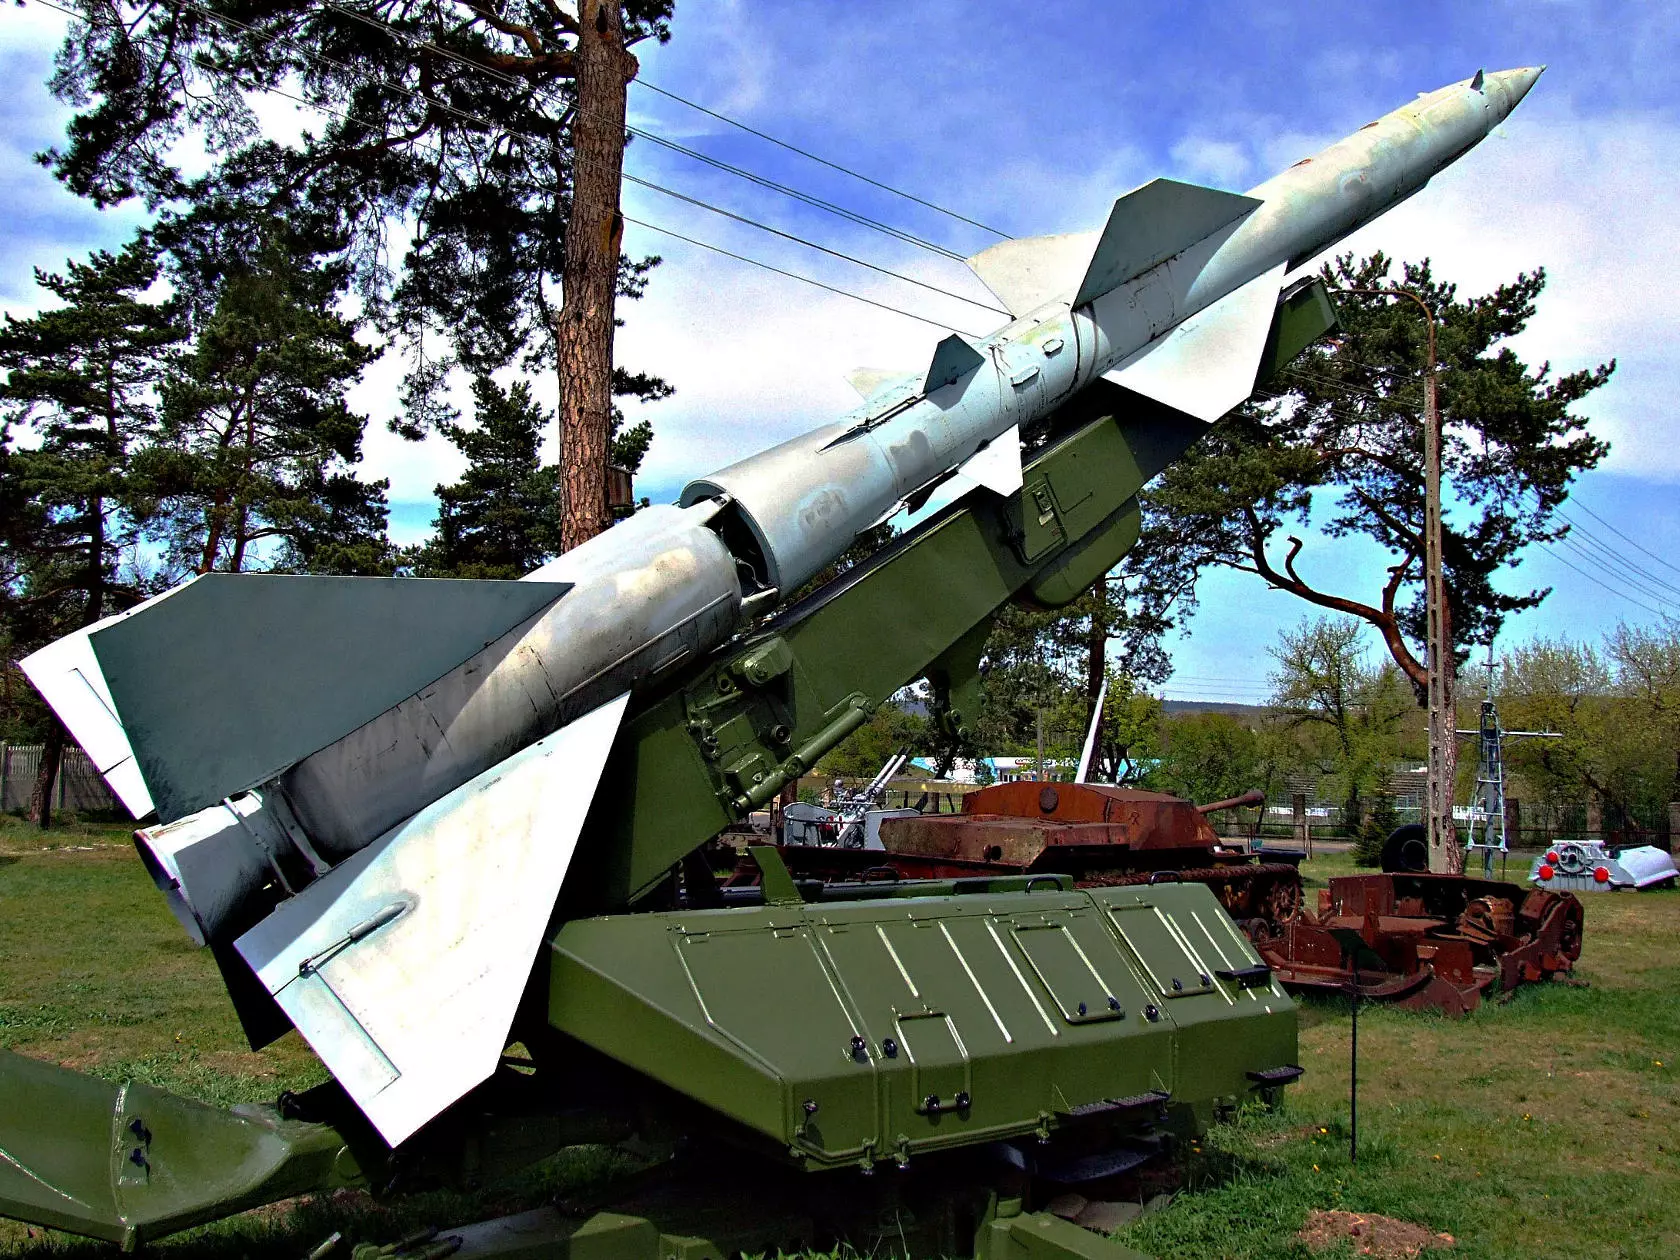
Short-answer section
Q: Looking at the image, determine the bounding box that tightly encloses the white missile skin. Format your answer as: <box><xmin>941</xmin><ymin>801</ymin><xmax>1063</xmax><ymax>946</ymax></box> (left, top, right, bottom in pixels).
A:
<box><xmin>683</xmin><ymin>68</ymin><xmax>1542</xmax><ymax>595</ymax></box>
<box><xmin>279</xmin><ymin>501</ymin><xmax>743</xmax><ymax>856</ymax></box>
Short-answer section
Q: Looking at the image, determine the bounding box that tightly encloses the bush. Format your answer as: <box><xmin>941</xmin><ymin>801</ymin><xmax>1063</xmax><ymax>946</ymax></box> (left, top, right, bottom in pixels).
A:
<box><xmin>1353</xmin><ymin>794</ymin><xmax>1397</xmax><ymax>866</ymax></box>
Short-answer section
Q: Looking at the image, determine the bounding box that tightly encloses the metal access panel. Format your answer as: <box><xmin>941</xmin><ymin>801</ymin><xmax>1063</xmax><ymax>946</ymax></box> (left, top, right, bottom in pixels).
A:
<box><xmin>89</xmin><ymin>573</ymin><xmax>571</xmax><ymax>821</ymax></box>
<box><xmin>547</xmin><ymin>882</ymin><xmax>1296</xmax><ymax>1170</ymax></box>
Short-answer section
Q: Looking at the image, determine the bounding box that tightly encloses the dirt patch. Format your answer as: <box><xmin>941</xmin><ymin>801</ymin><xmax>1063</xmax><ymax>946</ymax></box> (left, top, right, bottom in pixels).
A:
<box><xmin>1298</xmin><ymin>1210</ymin><xmax>1454</xmax><ymax>1258</ymax></box>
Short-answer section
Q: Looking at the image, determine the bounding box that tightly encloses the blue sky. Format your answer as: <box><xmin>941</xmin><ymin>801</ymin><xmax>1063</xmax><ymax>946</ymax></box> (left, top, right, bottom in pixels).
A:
<box><xmin>5</xmin><ymin>0</ymin><xmax>1679</xmax><ymax>702</ymax></box>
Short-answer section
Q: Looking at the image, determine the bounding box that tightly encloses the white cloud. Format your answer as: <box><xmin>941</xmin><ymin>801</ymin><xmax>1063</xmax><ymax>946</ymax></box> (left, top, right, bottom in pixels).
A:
<box><xmin>1168</xmin><ymin>137</ymin><xmax>1251</xmax><ymax>188</ymax></box>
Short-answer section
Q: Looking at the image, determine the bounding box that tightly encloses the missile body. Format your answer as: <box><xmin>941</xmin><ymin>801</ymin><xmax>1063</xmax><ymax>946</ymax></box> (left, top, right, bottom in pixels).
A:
<box><xmin>21</xmin><ymin>67</ymin><xmax>1541</xmax><ymax>1144</ymax></box>
<box><xmin>688</xmin><ymin>68</ymin><xmax>1541</xmax><ymax>595</ymax></box>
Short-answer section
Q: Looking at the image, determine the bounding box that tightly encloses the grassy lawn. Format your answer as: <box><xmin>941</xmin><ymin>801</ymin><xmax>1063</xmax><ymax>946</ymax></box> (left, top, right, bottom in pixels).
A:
<box><xmin>1119</xmin><ymin>851</ymin><xmax>1680</xmax><ymax>1260</ymax></box>
<box><xmin>2</xmin><ymin>823</ymin><xmax>1675</xmax><ymax>1258</ymax></box>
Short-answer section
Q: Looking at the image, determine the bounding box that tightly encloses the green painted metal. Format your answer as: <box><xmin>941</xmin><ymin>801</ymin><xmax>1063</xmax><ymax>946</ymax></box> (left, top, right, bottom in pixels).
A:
<box><xmin>91</xmin><ymin>573</ymin><xmax>570</xmax><ymax>822</ymax></box>
<box><xmin>548</xmin><ymin>881</ymin><xmax>1296</xmax><ymax>1171</ymax></box>
<box><xmin>567</xmin><ymin>278</ymin><xmax>1337</xmax><ymax>913</ymax></box>
<box><xmin>0</xmin><ymin>1049</ymin><xmax>361</xmax><ymax>1248</ymax></box>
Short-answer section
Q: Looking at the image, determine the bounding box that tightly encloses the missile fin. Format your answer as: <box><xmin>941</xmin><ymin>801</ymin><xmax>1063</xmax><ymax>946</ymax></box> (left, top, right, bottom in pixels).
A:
<box><xmin>845</xmin><ymin>367</ymin><xmax>914</xmax><ymax>399</ymax></box>
<box><xmin>236</xmin><ymin>691</ymin><xmax>630</xmax><ymax>1146</ymax></box>
<box><xmin>923</xmin><ymin>334</ymin><xmax>986</xmax><ymax>392</ymax></box>
<box><xmin>1073</xmin><ymin>179</ymin><xmax>1263</xmax><ymax>309</ymax></box>
<box><xmin>953</xmin><ymin>424</ymin><xmax>1024</xmax><ymax>497</ymax></box>
<box><xmin>19</xmin><ymin>587</ymin><xmax>187</xmax><ymax>817</ymax></box>
<box><xmin>966</xmin><ymin>230</ymin><xmax>1100</xmax><ymax>316</ymax></box>
<box><xmin>82</xmin><ymin>573</ymin><xmax>572</xmax><ymax>824</ymax></box>
<box><xmin>1102</xmin><ymin>262</ymin><xmax>1288</xmax><ymax>423</ymax></box>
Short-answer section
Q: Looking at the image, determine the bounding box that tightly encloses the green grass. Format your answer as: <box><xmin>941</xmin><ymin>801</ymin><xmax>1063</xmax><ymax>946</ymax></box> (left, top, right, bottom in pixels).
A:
<box><xmin>1116</xmin><ymin>851</ymin><xmax>1680</xmax><ymax>1260</ymax></box>
<box><xmin>3</xmin><ymin>829</ymin><xmax>1677</xmax><ymax>1257</ymax></box>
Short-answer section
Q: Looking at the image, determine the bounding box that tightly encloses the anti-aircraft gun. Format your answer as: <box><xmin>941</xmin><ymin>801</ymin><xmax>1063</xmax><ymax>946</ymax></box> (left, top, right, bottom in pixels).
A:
<box><xmin>1</xmin><ymin>68</ymin><xmax>1542</xmax><ymax>1260</ymax></box>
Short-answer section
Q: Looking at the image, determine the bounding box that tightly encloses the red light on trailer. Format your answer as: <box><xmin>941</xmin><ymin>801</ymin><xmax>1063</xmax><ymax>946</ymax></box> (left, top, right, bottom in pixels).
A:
<box><xmin>1546</xmin><ymin>850</ymin><xmax>1560</xmax><ymax>864</ymax></box>
<box><xmin>1593</xmin><ymin>866</ymin><xmax>1611</xmax><ymax>883</ymax></box>
<box><xmin>1537</xmin><ymin>864</ymin><xmax>1554</xmax><ymax>880</ymax></box>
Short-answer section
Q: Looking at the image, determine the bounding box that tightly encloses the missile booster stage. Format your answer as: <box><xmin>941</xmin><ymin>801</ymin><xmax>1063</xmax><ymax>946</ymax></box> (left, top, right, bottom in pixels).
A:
<box><xmin>4</xmin><ymin>68</ymin><xmax>1541</xmax><ymax>1259</ymax></box>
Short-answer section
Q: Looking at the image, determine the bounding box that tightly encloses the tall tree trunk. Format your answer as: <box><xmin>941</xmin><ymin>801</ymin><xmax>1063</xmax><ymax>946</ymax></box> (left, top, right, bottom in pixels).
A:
<box><xmin>557</xmin><ymin>1</ymin><xmax>636</xmax><ymax>553</ymax></box>
<box><xmin>28</xmin><ymin>714</ymin><xmax>65</xmax><ymax>830</ymax></box>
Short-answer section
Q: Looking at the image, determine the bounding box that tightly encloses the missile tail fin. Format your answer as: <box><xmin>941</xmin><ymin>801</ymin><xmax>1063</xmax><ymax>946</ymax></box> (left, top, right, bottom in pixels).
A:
<box><xmin>924</xmin><ymin>333</ymin><xmax>986</xmax><ymax>392</ymax></box>
<box><xmin>75</xmin><ymin>573</ymin><xmax>572</xmax><ymax>824</ymax></box>
<box><xmin>19</xmin><ymin>592</ymin><xmax>179</xmax><ymax>817</ymax></box>
<box><xmin>236</xmin><ymin>691</ymin><xmax>631</xmax><ymax>1146</ymax></box>
<box><xmin>954</xmin><ymin>424</ymin><xmax>1024</xmax><ymax>496</ymax></box>
<box><xmin>1103</xmin><ymin>262</ymin><xmax>1288</xmax><ymax>422</ymax></box>
<box><xmin>1074</xmin><ymin>179</ymin><xmax>1263</xmax><ymax>308</ymax></box>
<box><xmin>966</xmin><ymin>231</ymin><xmax>1099</xmax><ymax>316</ymax></box>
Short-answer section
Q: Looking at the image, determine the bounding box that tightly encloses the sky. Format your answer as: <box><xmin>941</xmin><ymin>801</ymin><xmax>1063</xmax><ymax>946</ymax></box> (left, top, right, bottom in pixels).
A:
<box><xmin>3</xmin><ymin>0</ymin><xmax>1679</xmax><ymax>704</ymax></box>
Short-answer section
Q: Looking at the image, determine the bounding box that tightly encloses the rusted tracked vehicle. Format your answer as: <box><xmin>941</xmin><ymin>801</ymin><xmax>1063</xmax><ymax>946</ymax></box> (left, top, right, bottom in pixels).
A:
<box><xmin>752</xmin><ymin>781</ymin><xmax>1582</xmax><ymax>1015</ymax></box>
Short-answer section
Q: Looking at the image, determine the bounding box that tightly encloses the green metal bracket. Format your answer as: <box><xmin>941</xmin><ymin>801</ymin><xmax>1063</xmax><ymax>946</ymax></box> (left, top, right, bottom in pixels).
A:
<box><xmin>748</xmin><ymin>845</ymin><xmax>805</xmax><ymax>906</ymax></box>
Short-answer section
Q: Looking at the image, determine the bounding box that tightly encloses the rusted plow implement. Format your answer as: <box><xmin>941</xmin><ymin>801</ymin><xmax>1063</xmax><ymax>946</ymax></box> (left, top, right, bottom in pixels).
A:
<box><xmin>755</xmin><ymin>781</ymin><xmax>1582</xmax><ymax>1016</ymax></box>
<box><xmin>1260</xmin><ymin>873</ymin><xmax>1583</xmax><ymax>1016</ymax></box>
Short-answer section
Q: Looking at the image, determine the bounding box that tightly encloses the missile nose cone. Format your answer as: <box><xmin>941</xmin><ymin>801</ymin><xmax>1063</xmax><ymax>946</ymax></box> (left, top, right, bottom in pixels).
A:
<box><xmin>1484</xmin><ymin>65</ymin><xmax>1545</xmax><ymax>123</ymax></box>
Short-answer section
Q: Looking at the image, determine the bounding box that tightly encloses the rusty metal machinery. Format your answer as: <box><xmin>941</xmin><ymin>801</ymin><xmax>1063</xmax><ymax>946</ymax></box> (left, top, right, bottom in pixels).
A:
<box><xmin>755</xmin><ymin>781</ymin><xmax>1584</xmax><ymax>1018</ymax></box>
<box><xmin>1262</xmin><ymin>874</ymin><xmax>1582</xmax><ymax>1016</ymax></box>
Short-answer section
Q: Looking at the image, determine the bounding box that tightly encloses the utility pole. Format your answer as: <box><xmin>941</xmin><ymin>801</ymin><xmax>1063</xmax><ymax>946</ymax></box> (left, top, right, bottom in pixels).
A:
<box><xmin>558</xmin><ymin>0</ymin><xmax>637</xmax><ymax>553</ymax></box>
<box><xmin>1338</xmin><ymin>286</ymin><xmax>1456</xmax><ymax>871</ymax></box>
<box><xmin>1418</xmin><ymin>306</ymin><xmax>1457</xmax><ymax>873</ymax></box>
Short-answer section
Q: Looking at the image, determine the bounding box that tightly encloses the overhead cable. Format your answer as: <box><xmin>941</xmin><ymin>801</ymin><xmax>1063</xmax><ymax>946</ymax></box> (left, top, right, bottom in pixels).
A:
<box><xmin>622</xmin><ymin>173</ymin><xmax>1006</xmax><ymax>313</ymax></box>
<box><xmin>1569</xmin><ymin>496</ymin><xmax>1680</xmax><ymax>581</ymax></box>
<box><xmin>632</xmin><ymin>79</ymin><xmax>1013</xmax><ymax>240</ymax></box>
<box><xmin>247</xmin><ymin>0</ymin><xmax>980</xmax><ymax>261</ymax></box>
<box><xmin>1537</xmin><ymin>542</ymin><xmax>1673</xmax><ymax>620</ymax></box>
<box><xmin>620</xmin><ymin>216</ymin><xmax>987</xmax><ymax>336</ymax></box>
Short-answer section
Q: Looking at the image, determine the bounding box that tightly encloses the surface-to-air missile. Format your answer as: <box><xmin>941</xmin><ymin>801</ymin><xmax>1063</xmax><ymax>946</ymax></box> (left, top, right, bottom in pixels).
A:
<box><xmin>4</xmin><ymin>68</ymin><xmax>1539</xmax><ymax>1259</ymax></box>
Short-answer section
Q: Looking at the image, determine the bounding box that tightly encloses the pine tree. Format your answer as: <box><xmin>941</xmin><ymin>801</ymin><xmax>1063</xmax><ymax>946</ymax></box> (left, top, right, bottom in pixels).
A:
<box><xmin>0</xmin><ymin>237</ymin><xmax>188</xmax><ymax>824</ymax></box>
<box><xmin>146</xmin><ymin>232</ymin><xmax>390</xmax><ymax>576</ymax></box>
<box><xmin>409</xmin><ymin>377</ymin><xmax>563</xmax><ymax>579</ymax></box>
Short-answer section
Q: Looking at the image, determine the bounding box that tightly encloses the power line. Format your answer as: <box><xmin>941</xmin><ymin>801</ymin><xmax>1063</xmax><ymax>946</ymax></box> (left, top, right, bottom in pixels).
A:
<box><xmin>1568</xmin><ymin>497</ymin><xmax>1680</xmax><ymax>581</ymax></box>
<box><xmin>632</xmin><ymin>79</ymin><xmax>1012</xmax><ymax>240</ymax></box>
<box><xmin>620</xmin><ymin>215</ymin><xmax>986</xmax><ymax>336</ymax></box>
<box><xmin>1536</xmin><ymin>542</ymin><xmax>1673</xmax><ymax>620</ymax></box>
<box><xmin>1552</xmin><ymin>532</ymin><xmax>1680</xmax><ymax>612</ymax></box>
<box><xmin>1553</xmin><ymin>516</ymin><xmax>1680</xmax><ymax>604</ymax></box>
<box><xmin>622</xmin><ymin>127</ymin><xmax>969</xmax><ymax>261</ymax></box>
<box><xmin>622</xmin><ymin>172</ymin><xmax>1006</xmax><ymax>313</ymax></box>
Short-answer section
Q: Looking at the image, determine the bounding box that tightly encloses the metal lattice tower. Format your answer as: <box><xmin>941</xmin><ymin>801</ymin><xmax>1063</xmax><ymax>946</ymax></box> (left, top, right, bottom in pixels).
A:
<box><xmin>1460</xmin><ymin>644</ymin><xmax>1561</xmax><ymax>877</ymax></box>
